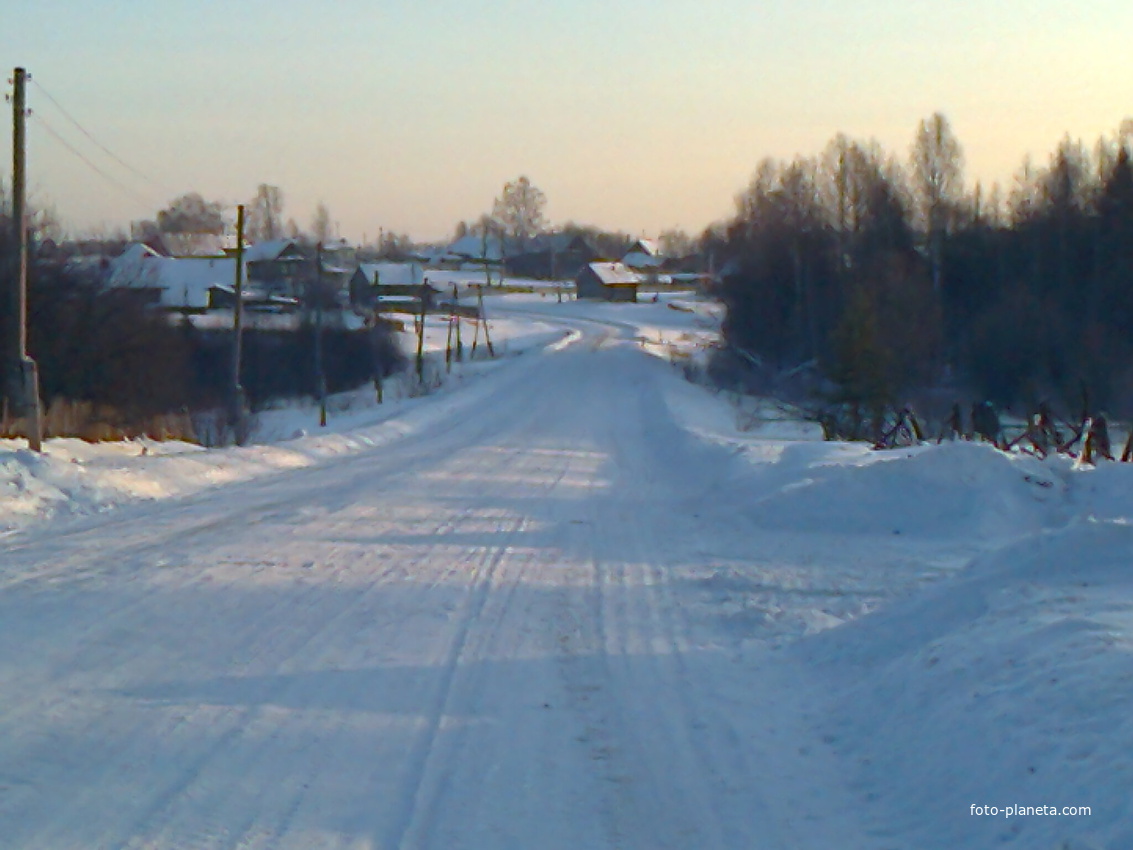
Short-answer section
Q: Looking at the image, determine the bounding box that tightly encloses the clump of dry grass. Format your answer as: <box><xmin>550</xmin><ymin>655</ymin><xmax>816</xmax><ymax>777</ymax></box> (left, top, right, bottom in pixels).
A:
<box><xmin>1</xmin><ymin>399</ymin><xmax>196</xmax><ymax>443</ymax></box>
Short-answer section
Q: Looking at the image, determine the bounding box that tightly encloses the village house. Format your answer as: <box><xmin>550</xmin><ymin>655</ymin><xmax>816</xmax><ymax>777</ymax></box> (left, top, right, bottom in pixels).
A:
<box><xmin>107</xmin><ymin>243</ymin><xmax>239</xmax><ymax>310</ymax></box>
<box><xmin>621</xmin><ymin>238</ymin><xmax>665</xmax><ymax>271</ymax></box>
<box><xmin>575</xmin><ymin>261</ymin><xmax>642</xmax><ymax>302</ymax></box>
<box><xmin>350</xmin><ymin>261</ymin><xmax>439</xmax><ymax>313</ymax></box>
<box><xmin>504</xmin><ymin>232</ymin><xmax>597</xmax><ymax>280</ymax></box>
<box><xmin>235</xmin><ymin>239</ymin><xmax>310</xmax><ymax>298</ymax></box>
<box><xmin>108</xmin><ymin>242</ymin><xmax>302</xmax><ymax>312</ymax></box>
<box><xmin>436</xmin><ymin>234</ymin><xmax>505</xmax><ymax>270</ymax></box>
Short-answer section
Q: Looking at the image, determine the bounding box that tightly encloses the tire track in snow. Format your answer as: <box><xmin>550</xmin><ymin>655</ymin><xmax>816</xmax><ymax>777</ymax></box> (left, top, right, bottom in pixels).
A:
<box><xmin>383</xmin><ymin>514</ymin><xmax>529</xmax><ymax>850</ymax></box>
<box><xmin>10</xmin><ymin>444</ymin><xmax>525</xmax><ymax>850</ymax></box>
<box><xmin>173</xmin><ymin>506</ymin><xmax>506</xmax><ymax>850</ymax></box>
<box><xmin>98</xmin><ymin>558</ymin><xmax>407</xmax><ymax>848</ymax></box>
<box><xmin>111</xmin><ymin>494</ymin><xmax>506</xmax><ymax>850</ymax></box>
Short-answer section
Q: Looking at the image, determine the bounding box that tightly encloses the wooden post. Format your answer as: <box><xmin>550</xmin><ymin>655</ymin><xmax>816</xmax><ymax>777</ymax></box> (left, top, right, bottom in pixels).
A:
<box><xmin>416</xmin><ymin>283</ymin><xmax>427</xmax><ymax>384</ymax></box>
<box><xmin>454</xmin><ymin>284</ymin><xmax>463</xmax><ymax>363</ymax></box>
<box><xmin>1081</xmin><ymin>418</ymin><xmax>1095</xmax><ymax>465</ymax></box>
<box><xmin>230</xmin><ymin>204</ymin><xmax>247</xmax><ymax>442</ymax></box>
<box><xmin>315</xmin><ymin>242</ymin><xmax>327</xmax><ymax>427</ymax></box>
<box><xmin>478</xmin><ymin>285</ymin><xmax>495</xmax><ymax>357</ymax></box>
<box><xmin>470</xmin><ymin>303</ymin><xmax>481</xmax><ymax>358</ymax></box>
<box><xmin>9</xmin><ymin>67</ymin><xmax>42</xmax><ymax>451</ymax></box>
<box><xmin>370</xmin><ymin>314</ymin><xmax>384</xmax><ymax>404</ymax></box>
<box><xmin>445</xmin><ymin>313</ymin><xmax>454</xmax><ymax>373</ymax></box>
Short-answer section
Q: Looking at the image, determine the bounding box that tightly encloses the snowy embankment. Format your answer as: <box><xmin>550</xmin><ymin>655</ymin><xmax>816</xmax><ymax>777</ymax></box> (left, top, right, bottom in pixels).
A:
<box><xmin>662</xmin><ymin>381</ymin><xmax>1131</xmax><ymax>848</ymax></box>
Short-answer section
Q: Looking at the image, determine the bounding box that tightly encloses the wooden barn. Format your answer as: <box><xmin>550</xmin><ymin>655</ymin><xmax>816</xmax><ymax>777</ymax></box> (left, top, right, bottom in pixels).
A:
<box><xmin>575</xmin><ymin>262</ymin><xmax>642</xmax><ymax>302</ymax></box>
<box><xmin>505</xmin><ymin>233</ymin><xmax>597</xmax><ymax>280</ymax></box>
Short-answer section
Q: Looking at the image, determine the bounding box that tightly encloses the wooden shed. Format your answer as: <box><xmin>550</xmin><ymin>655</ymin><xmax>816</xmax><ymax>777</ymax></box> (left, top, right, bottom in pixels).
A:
<box><xmin>575</xmin><ymin>261</ymin><xmax>642</xmax><ymax>302</ymax></box>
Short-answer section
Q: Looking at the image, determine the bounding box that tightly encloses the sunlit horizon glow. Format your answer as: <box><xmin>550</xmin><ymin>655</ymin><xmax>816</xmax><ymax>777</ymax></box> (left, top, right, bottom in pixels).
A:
<box><xmin>3</xmin><ymin>0</ymin><xmax>1131</xmax><ymax>243</ymax></box>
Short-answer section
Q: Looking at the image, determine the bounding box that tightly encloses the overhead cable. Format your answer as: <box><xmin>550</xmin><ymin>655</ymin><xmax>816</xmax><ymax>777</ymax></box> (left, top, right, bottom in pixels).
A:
<box><xmin>31</xmin><ymin>112</ymin><xmax>158</xmax><ymax>208</ymax></box>
<box><xmin>31</xmin><ymin>78</ymin><xmax>171</xmax><ymax>195</ymax></box>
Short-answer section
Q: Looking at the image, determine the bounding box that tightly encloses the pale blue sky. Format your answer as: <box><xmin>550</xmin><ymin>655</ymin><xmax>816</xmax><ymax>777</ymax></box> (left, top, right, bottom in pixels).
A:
<box><xmin>3</xmin><ymin>0</ymin><xmax>1131</xmax><ymax>241</ymax></box>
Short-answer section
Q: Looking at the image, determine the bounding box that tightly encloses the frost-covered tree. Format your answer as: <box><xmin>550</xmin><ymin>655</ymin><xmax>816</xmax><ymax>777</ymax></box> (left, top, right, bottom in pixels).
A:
<box><xmin>152</xmin><ymin>193</ymin><xmax>226</xmax><ymax>255</ymax></box>
<box><xmin>246</xmin><ymin>184</ymin><xmax>285</xmax><ymax>243</ymax></box>
<box><xmin>910</xmin><ymin>113</ymin><xmax>965</xmax><ymax>292</ymax></box>
<box><xmin>658</xmin><ymin>228</ymin><xmax>695</xmax><ymax>258</ymax></box>
<box><xmin>311</xmin><ymin>202</ymin><xmax>333</xmax><ymax>244</ymax></box>
<box><xmin>492</xmin><ymin>176</ymin><xmax>546</xmax><ymax>251</ymax></box>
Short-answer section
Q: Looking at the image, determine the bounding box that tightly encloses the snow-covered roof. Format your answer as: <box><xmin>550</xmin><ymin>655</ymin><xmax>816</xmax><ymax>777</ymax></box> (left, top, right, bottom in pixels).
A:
<box><xmin>356</xmin><ymin>262</ymin><xmax>426</xmax><ymax>287</ymax></box>
<box><xmin>526</xmin><ymin>232</ymin><xmax>590</xmax><ymax>253</ymax></box>
<box><xmin>587</xmin><ymin>262</ymin><xmax>643</xmax><ymax>286</ymax></box>
<box><xmin>109</xmin><ymin>242</ymin><xmax>163</xmax><ymax>271</ymax></box>
<box><xmin>446</xmin><ymin>234</ymin><xmax>505</xmax><ymax>262</ymax></box>
<box><xmin>622</xmin><ymin>238</ymin><xmax>665</xmax><ymax>270</ymax></box>
<box><xmin>242</xmin><ymin>239</ymin><xmax>305</xmax><ymax>263</ymax></box>
<box><xmin>108</xmin><ymin>253</ymin><xmax>237</xmax><ymax>309</ymax></box>
<box><xmin>630</xmin><ymin>238</ymin><xmax>661</xmax><ymax>256</ymax></box>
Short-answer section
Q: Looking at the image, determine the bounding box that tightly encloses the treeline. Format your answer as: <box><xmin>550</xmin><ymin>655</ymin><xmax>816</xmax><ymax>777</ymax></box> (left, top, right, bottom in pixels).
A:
<box><xmin>0</xmin><ymin>226</ymin><xmax>405</xmax><ymax>437</ymax></box>
<box><xmin>715</xmin><ymin>114</ymin><xmax>1133</xmax><ymax>432</ymax></box>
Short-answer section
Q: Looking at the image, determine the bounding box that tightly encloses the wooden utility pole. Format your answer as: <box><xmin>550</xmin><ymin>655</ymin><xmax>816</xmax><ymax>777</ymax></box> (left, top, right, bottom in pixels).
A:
<box><xmin>8</xmin><ymin>67</ymin><xmax>42</xmax><ymax>450</ymax></box>
<box><xmin>314</xmin><ymin>242</ymin><xmax>327</xmax><ymax>427</ymax></box>
<box><xmin>415</xmin><ymin>283</ymin><xmax>428</xmax><ymax>383</ymax></box>
<box><xmin>444</xmin><ymin>313</ymin><xmax>454</xmax><ymax>373</ymax></box>
<box><xmin>230</xmin><ymin>204</ymin><xmax>247</xmax><ymax>441</ymax></box>
<box><xmin>453</xmin><ymin>284</ymin><xmax>463</xmax><ymax>362</ymax></box>
<box><xmin>372</xmin><ymin>324</ymin><xmax>384</xmax><ymax>405</ymax></box>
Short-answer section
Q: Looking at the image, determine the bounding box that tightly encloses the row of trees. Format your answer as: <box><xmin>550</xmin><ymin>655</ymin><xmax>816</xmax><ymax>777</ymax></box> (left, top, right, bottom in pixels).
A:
<box><xmin>450</xmin><ymin>175</ymin><xmax>702</xmax><ymax>263</ymax></box>
<box><xmin>716</xmin><ymin>114</ymin><xmax>1133</xmax><ymax>430</ymax></box>
<box><xmin>122</xmin><ymin>176</ymin><xmax>691</xmax><ymax>266</ymax></box>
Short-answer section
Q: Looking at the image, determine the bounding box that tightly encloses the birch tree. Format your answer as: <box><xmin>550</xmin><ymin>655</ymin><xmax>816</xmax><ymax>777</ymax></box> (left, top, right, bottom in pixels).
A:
<box><xmin>910</xmin><ymin>113</ymin><xmax>964</xmax><ymax>292</ymax></box>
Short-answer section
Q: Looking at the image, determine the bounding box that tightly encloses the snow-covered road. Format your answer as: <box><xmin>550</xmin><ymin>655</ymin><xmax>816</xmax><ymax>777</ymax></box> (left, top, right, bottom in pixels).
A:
<box><xmin>1</xmin><ymin>302</ymin><xmax>1127</xmax><ymax>849</ymax></box>
<box><xmin>0</xmin><ymin>320</ymin><xmax>872</xmax><ymax>849</ymax></box>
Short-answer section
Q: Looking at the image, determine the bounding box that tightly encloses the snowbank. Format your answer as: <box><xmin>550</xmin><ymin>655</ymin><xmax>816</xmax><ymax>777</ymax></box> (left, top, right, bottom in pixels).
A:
<box><xmin>799</xmin><ymin>518</ymin><xmax>1133</xmax><ymax>849</ymax></box>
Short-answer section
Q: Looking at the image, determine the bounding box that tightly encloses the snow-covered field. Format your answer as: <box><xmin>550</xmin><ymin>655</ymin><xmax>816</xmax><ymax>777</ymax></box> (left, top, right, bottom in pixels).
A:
<box><xmin>0</xmin><ymin>293</ymin><xmax>1128</xmax><ymax>849</ymax></box>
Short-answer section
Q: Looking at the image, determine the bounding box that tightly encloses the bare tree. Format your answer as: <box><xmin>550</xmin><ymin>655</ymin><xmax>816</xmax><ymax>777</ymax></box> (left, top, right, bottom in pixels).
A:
<box><xmin>152</xmin><ymin>193</ymin><xmax>226</xmax><ymax>255</ymax></box>
<box><xmin>246</xmin><ymin>184</ymin><xmax>285</xmax><ymax>242</ymax></box>
<box><xmin>311</xmin><ymin>202</ymin><xmax>333</xmax><ymax>244</ymax></box>
<box><xmin>910</xmin><ymin>113</ymin><xmax>965</xmax><ymax>292</ymax></box>
<box><xmin>658</xmin><ymin>228</ymin><xmax>695</xmax><ymax>258</ymax></box>
<box><xmin>492</xmin><ymin>176</ymin><xmax>547</xmax><ymax>251</ymax></box>
<box><xmin>473</xmin><ymin>213</ymin><xmax>503</xmax><ymax>285</ymax></box>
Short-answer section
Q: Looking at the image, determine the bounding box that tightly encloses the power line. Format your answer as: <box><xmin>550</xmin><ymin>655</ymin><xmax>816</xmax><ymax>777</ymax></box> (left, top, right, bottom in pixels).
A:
<box><xmin>30</xmin><ymin>78</ymin><xmax>171</xmax><ymax>195</ymax></box>
<box><xmin>31</xmin><ymin>112</ymin><xmax>158</xmax><ymax>209</ymax></box>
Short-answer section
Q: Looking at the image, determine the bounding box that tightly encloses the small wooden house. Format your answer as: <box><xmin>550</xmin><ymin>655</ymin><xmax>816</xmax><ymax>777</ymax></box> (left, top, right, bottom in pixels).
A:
<box><xmin>240</xmin><ymin>239</ymin><xmax>310</xmax><ymax>297</ymax></box>
<box><xmin>621</xmin><ymin>238</ymin><xmax>664</xmax><ymax>270</ymax></box>
<box><xmin>505</xmin><ymin>233</ymin><xmax>597</xmax><ymax>280</ymax></box>
<box><xmin>351</xmin><ymin>262</ymin><xmax>439</xmax><ymax>313</ymax></box>
<box><xmin>107</xmin><ymin>244</ymin><xmax>238</xmax><ymax>310</ymax></box>
<box><xmin>575</xmin><ymin>262</ymin><xmax>642</xmax><ymax>302</ymax></box>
